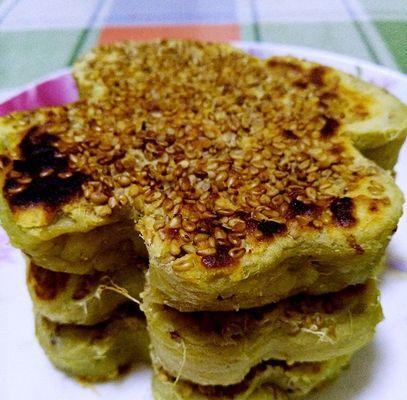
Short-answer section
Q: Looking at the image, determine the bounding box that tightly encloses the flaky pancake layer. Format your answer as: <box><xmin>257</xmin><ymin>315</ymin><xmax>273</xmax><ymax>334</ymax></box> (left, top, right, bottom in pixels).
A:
<box><xmin>144</xmin><ymin>277</ymin><xmax>382</xmax><ymax>386</ymax></box>
<box><xmin>152</xmin><ymin>355</ymin><xmax>351</xmax><ymax>400</ymax></box>
<box><xmin>35</xmin><ymin>305</ymin><xmax>149</xmax><ymax>382</ymax></box>
<box><xmin>35</xmin><ymin>301</ymin><xmax>351</xmax><ymax>397</ymax></box>
<box><xmin>28</xmin><ymin>259</ymin><xmax>146</xmax><ymax>325</ymax></box>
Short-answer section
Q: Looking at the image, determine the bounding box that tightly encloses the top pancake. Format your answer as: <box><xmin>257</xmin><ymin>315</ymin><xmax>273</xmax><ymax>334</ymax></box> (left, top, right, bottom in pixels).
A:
<box><xmin>0</xmin><ymin>40</ymin><xmax>405</xmax><ymax>310</ymax></box>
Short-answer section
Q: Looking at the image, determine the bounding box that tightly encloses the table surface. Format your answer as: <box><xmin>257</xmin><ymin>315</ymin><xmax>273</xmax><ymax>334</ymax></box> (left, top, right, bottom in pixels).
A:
<box><xmin>0</xmin><ymin>0</ymin><xmax>406</xmax><ymax>97</ymax></box>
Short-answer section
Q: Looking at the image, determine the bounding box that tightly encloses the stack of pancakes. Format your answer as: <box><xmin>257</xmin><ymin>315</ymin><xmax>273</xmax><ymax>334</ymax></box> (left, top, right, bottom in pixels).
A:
<box><xmin>0</xmin><ymin>40</ymin><xmax>406</xmax><ymax>399</ymax></box>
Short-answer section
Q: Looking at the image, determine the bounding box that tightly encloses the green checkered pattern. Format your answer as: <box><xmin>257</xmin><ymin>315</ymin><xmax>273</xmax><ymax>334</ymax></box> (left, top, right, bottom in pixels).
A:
<box><xmin>0</xmin><ymin>0</ymin><xmax>406</xmax><ymax>95</ymax></box>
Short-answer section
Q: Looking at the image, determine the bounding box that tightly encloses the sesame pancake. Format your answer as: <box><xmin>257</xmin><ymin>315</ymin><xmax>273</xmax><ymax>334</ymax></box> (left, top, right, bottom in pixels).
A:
<box><xmin>35</xmin><ymin>304</ymin><xmax>149</xmax><ymax>382</ymax></box>
<box><xmin>74</xmin><ymin>41</ymin><xmax>407</xmax><ymax>170</ymax></box>
<box><xmin>27</xmin><ymin>258</ymin><xmax>146</xmax><ymax>325</ymax></box>
<box><xmin>152</xmin><ymin>354</ymin><xmax>351</xmax><ymax>400</ymax></box>
<box><xmin>144</xmin><ymin>278</ymin><xmax>382</xmax><ymax>386</ymax></box>
<box><xmin>0</xmin><ymin>40</ymin><xmax>405</xmax><ymax>310</ymax></box>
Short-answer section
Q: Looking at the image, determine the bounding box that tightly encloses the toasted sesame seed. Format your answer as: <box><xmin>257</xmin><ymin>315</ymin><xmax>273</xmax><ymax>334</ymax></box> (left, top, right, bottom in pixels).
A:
<box><xmin>181</xmin><ymin>243</ymin><xmax>196</xmax><ymax>254</ymax></box>
<box><xmin>216</xmin><ymin>208</ymin><xmax>235</xmax><ymax>216</ymax></box>
<box><xmin>17</xmin><ymin>176</ymin><xmax>32</xmax><ymax>185</ymax></box>
<box><xmin>228</xmin><ymin>233</ymin><xmax>242</xmax><ymax>247</ymax></box>
<box><xmin>8</xmin><ymin>185</ymin><xmax>25</xmax><ymax>194</ymax></box>
<box><xmin>117</xmin><ymin>194</ymin><xmax>128</xmax><ymax>206</ymax></box>
<box><xmin>169</xmin><ymin>240</ymin><xmax>181</xmax><ymax>256</ymax></box>
<box><xmin>215</xmin><ymin>171</ymin><xmax>228</xmax><ymax>183</ymax></box>
<box><xmin>214</xmin><ymin>227</ymin><xmax>227</xmax><ymax>240</ymax></box>
<box><xmin>128</xmin><ymin>186</ymin><xmax>140</xmax><ymax>197</ymax></box>
<box><xmin>169</xmin><ymin>215</ymin><xmax>181</xmax><ymax>229</ymax></box>
<box><xmin>197</xmin><ymin>247</ymin><xmax>217</xmax><ymax>256</ymax></box>
<box><xmin>162</xmin><ymin>198</ymin><xmax>174</xmax><ymax>212</ymax></box>
<box><xmin>305</xmin><ymin>187</ymin><xmax>317</xmax><ymax>201</ymax></box>
<box><xmin>58</xmin><ymin>171</ymin><xmax>73</xmax><ymax>179</ymax></box>
<box><xmin>179</xmin><ymin>160</ymin><xmax>189</xmax><ymax>169</ymax></box>
<box><xmin>118</xmin><ymin>175</ymin><xmax>131</xmax><ymax>187</ymax></box>
<box><xmin>228</xmin><ymin>247</ymin><xmax>245</xmax><ymax>258</ymax></box>
<box><xmin>39</xmin><ymin>168</ymin><xmax>54</xmax><ymax>178</ymax></box>
<box><xmin>229</xmin><ymin>219</ymin><xmax>246</xmax><ymax>233</ymax></box>
<box><xmin>194</xmin><ymin>233</ymin><xmax>210</xmax><ymax>243</ymax></box>
<box><xmin>259</xmin><ymin>194</ymin><xmax>271</xmax><ymax>205</ymax></box>
<box><xmin>90</xmin><ymin>192</ymin><xmax>108</xmax><ymax>205</ymax></box>
<box><xmin>145</xmin><ymin>191</ymin><xmax>162</xmax><ymax>203</ymax></box>
<box><xmin>108</xmin><ymin>196</ymin><xmax>117</xmax><ymax>208</ymax></box>
<box><xmin>172</xmin><ymin>258</ymin><xmax>194</xmax><ymax>272</ymax></box>
<box><xmin>182</xmin><ymin>220</ymin><xmax>196</xmax><ymax>232</ymax></box>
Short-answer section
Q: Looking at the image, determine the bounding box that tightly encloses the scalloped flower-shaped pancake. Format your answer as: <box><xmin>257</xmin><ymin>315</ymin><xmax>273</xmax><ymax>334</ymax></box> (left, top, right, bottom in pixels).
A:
<box><xmin>144</xmin><ymin>278</ymin><xmax>382</xmax><ymax>386</ymax></box>
<box><xmin>0</xmin><ymin>40</ymin><xmax>405</xmax><ymax>310</ymax></box>
<box><xmin>27</xmin><ymin>259</ymin><xmax>146</xmax><ymax>325</ymax></box>
<box><xmin>35</xmin><ymin>305</ymin><xmax>149</xmax><ymax>382</ymax></box>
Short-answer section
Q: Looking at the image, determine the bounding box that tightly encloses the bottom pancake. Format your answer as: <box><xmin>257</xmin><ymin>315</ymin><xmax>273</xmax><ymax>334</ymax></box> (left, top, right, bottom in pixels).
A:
<box><xmin>152</xmin><ymin>355</ymin><xmax>351</xmax><ymax>400</ymax></box>
<box><xmin>28</xmin><ymin>259</ymin><xmax>146</xmax><ymax>325</ymax></box>
<box><xmin>35</xmin><ymin>305</ymin><xmax>149</xmax><ymax>381</ymax></box>
<box><xmin>143</xmin><ymin>278</ymin><xmax>382</xmax><ymax>386</ymax></box>
<box><xmin>35</xmin><ymin>300</ymin><xmax>351</xmax><ymax>397</ymax></box>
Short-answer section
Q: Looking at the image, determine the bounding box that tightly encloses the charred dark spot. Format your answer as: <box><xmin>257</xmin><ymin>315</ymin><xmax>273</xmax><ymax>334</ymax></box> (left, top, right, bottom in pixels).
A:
<box><xmin>236</xmin><ymin>95</ymin><xmax>245</xmax><ymax>106</ymax></box>
<box><xmin>330</xmin><ymin>197</ymin><xmax>356</xmax><ymax>227</ymax></box>
<box><xmin>201</xmin><ymin>245</ymin><xmax>233</xmax><ymax>269</ymax></box>
<box><xmin>369</xmin><ymin>200</ymin><xmax>379</xmax><ymax>213</ymax></box>
<box><xmin>90</xmin><ymin>326</ymin><xmax>109</xmax><ymax>342</ymax></box>
<box><xmin>289</xmin><ymin>199</ymin><xmax>316</xmax><ymax>216</ymax></box>
<box><xmin>267</xmin><ymin>59</ymin><xmax>302</xmax><ymax>72</ymax></box>
<box><xmin>169</xmin><ymin>330</ymin><xmax>181</xmax><ymax>341</ymax></box>
<box><xmin>0</xmin><ymin>155</ymin><xmax>10</xmax><ymax>168</ymax></box>
<box><xmin>245</xmin><ymin>218</ymin><xmax>260</xmax><ymax>232</ymax></box>
<box><xmin>320</xmin><ymin>117</ymin><xmax>340</xmax><ymax>138</ymax></box>
<box><xmin>330</xmin><ymin>144</ymin><xmax>344</xmax><ymax>154</ymax></box>
<box><xmin>16</xmin><ymin>130</ymin><xmax>66</xmax><ymax>173</ymax></box>
<box><xmin>29</xmin><ymin>263</ymin><xmax>68</xmax><ymax>301</ymax></box>
<box><xmin>8</xmin><ymin>174</ymin><xmax>86</xmax><ymax>208</ymax></box>
<box><xmin>320</xmin><ymin>92</ymin><xmax>338</xmax><ymax>103</ymax></box>
<box><xmin>309</xmin><ymin>66</ymin><xmax>327</xmax><ymax>86</ymax></box>
<box><xmin>4</xmin><ymin>127</ymin><xmax>87</xmax><ymax>209</ymax></box>
<box><xmin>257</xmin><ymin>220</ymin><xmax>286</xmax><ymax>237</ymax></box>
<box><xmin>282</xmin><ymin>129</ymin><xmax>298</xmax><ymax>140</ymax></box>
<box><xmin>117</xmin><ymin>363</ymin><xmax>132</xmax><ymax>376</ymax></box>
<box><xmin>293</xmin><ymin>79</ymin><xmax>308</xmax><ymax>89</ymax></box>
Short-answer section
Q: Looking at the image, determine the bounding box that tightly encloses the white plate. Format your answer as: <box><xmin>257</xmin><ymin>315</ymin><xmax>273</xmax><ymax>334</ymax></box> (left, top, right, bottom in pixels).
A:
<box><xmin>0</xmin><ymin>42</ymin><xmax>406</xmax><ymax>400</ymax></box>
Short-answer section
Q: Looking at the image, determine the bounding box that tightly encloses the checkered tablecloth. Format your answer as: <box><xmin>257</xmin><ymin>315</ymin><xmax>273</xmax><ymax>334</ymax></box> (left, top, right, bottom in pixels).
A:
<box><xmin>0</xmin><ymin>0</ymin><xmax>406</xmax><ymax>96</ymax></box>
